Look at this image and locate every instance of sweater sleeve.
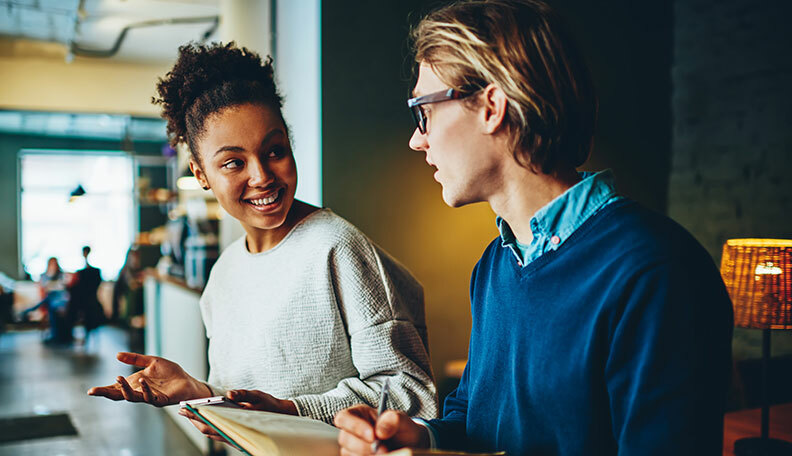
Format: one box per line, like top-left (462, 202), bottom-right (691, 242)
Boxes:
top-left (426, 363), bottom-right (471, 450)
top-left (605, 256), bottom-right (733, 455)
top-left (198, 290), bottom-right (227, 397)
top-left (424, 258), bottom-right (482, 450)
top-left (289, 234), bottom-right (439, 423)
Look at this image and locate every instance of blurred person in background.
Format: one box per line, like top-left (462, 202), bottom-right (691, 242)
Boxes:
top-left (67, 245), bottom-right (106, 345)
top-left (0, 273), bottom-right (14, 335)
top-left (20, 257), bottom-right (71, 344)
top-left (111, 246), bottom-right (144, 324)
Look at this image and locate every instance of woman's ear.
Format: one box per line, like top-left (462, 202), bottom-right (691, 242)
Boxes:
top-left (480, 83), bottom-right (508, 135)
top-left (189, 159), bottom-right (210, 191)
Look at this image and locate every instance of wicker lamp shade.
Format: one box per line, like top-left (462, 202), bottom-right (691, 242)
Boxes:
top-left (720, 239), bottom-right (792, 330)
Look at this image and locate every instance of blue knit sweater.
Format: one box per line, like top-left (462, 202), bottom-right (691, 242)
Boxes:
top-left (428, 199), bottom-right (733, 455)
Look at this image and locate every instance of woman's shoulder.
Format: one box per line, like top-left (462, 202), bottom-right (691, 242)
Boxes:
top-left (291, 208), bottom-right (372, 250)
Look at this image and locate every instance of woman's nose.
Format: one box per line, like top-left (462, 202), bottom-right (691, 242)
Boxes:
top-left (408, 128), bottom-right (428, 152)
top-left (247, 160), bottom-right (274, 187)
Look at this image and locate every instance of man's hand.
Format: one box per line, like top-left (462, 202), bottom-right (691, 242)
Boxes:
top-left (87, 352), bottom-right (210, 407)
top-left (334, 404), bottom-right (430, 455)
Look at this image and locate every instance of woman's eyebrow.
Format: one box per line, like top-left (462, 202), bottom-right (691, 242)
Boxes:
top-left (213, 145), bottom-right (245, 156)
top-left (213, 129), bottom-right (284, 157)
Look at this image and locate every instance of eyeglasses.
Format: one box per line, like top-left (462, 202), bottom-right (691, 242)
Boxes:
top-left (407, 88), bottom-right (476, 134)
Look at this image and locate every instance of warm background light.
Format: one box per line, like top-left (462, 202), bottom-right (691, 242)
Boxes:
top-left (720, 239), bottom-right (792, 330)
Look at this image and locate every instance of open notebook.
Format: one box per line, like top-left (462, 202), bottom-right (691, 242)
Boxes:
top-left (185, 404), bottom-right (339, 456)
top-left (185, 404), bottom-right (505, 456)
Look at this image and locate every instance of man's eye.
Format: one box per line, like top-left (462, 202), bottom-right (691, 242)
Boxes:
top-left (222, 159), bottom-right (242, 169)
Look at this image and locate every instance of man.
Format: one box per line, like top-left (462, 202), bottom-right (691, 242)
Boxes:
top-left (68, 246), bottom-right (105, 342)
top-left (334, 1), bottom-right (733, 455)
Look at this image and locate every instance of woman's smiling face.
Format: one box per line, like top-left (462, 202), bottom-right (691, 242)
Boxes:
top-left (190, 103), bottom-right (297, 239)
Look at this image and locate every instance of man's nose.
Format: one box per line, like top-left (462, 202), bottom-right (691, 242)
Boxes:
top-left (409, 128), bottom-right (428, 152)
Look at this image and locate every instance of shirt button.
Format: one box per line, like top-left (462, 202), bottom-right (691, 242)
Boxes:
top-left (551, 235), bottom-right (561, 245)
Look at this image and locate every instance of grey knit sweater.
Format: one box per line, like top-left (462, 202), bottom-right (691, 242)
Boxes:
top-left (199, 209), bottom-right (438, 423)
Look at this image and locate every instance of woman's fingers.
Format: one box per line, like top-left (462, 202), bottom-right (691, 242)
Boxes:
top-left (87, 384), bottom-right (123, 400)
top-left (178, 410), bottom-right (227, 442)
top-left (179, 409), bottom-right (217, 435)
top-left (139, 378), bottom-right (163, 406)
top-left (226, 389), bottom-right (266, 404)
top-left (117, 376), bottom-right (142, 402)
top-left (116, 352), bottom-right (156, 368)
top-left (189, 418), bottom-right (217, 435)
top-left (178, 408), bottom-right (197, 421)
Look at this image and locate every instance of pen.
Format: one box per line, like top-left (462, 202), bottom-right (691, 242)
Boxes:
top-left (371, 377), bottom-right (391, 453)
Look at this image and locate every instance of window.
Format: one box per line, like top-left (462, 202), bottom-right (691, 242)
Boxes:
top-left (20, 151), bottom-right (134, 280)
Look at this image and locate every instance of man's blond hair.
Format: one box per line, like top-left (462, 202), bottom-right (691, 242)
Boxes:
top-left (412, 0), bottom-right (597, 174)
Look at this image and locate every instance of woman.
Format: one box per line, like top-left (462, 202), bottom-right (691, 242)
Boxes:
top-left (88, 42), bottom-right (437, 429)
top-left (22, 257), bottom-right (71, 343)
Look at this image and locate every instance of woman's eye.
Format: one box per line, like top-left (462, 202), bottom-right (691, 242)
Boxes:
top-left (268, 146), bottom-right (287, 159)
top-left (222, 159), bottom-right (242, 170)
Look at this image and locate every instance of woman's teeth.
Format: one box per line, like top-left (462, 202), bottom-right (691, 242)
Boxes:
top-left (249, 192), bottom-right (279, 206)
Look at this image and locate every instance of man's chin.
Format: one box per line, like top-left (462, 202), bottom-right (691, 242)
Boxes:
top-left (442, 189), bottom-right (470, 208)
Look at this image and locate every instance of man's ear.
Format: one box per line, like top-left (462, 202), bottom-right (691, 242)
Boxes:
top-left (189, 159), bottom-right (210, 190)
top-left (480, 83), bottom-right (508, 135)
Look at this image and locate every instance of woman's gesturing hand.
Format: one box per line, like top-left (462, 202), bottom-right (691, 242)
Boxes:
top-left (333, 404), bottom-right (430, 455)
top-left (87, 352), bottom-right (211, 407)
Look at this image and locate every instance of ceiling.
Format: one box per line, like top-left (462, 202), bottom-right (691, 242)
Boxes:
top-left (0, 0), bottom-right (221, 62)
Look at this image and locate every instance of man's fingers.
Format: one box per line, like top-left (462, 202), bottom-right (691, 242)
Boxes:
top-left (117, 376), bottom-right (142, 402)
top-left (334, 405), bottom-right (377, 442)
top-left (338, 430), bottom-right (376, 455)
top-left (117, 352), bottom-right (156, 368)
top-left (340, 448), bottom-right (362, 456)
top-left (87, 385), bottom-right (123, 400)
top-left (374, 410), bottom-right (408, 441)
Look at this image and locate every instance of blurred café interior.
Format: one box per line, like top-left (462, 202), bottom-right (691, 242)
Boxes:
top-left (0, 0), bottom-right (790, 454)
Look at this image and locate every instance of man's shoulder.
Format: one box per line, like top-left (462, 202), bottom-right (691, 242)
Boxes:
top-left (572, 199), bottom-right (718, 276)
top-left (595, 200), bottom-right (706, 254)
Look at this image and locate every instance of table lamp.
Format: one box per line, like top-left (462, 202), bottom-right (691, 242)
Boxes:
top-left (720, 238), bottom-right (792, 456)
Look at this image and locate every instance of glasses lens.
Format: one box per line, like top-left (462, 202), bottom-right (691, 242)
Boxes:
top-left (410, 105), bottom-right (426, 134)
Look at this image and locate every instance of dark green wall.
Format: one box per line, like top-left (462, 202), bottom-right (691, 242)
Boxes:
top-left (0, 133), bottom-right (163, 280)
top-left (321, 0), bottom-right (673, 380)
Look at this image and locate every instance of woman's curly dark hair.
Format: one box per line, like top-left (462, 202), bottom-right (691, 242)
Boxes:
top-left (153, 42), bottom-right (284, 163)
